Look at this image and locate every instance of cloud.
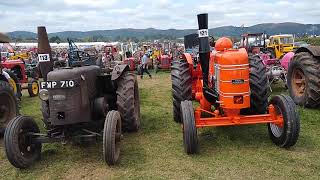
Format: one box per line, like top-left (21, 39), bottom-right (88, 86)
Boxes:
top-left (0, 0), bottom-right (319, 32)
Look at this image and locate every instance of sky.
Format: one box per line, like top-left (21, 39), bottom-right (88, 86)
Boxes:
top-left (0, 0), bottom-right (320, 32)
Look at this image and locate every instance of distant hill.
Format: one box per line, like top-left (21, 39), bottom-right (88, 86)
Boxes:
top-left (6, 22), bottom-right (320, 41)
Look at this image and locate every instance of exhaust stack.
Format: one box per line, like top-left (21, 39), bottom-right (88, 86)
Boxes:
top-left (197, 13), bottom-right (210, 87)
top-left (197, 13), bottom-right (216, 102)
top-left (37, 26), bottom-right (53, 81)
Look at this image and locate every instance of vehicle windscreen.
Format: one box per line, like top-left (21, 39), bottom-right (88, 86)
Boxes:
top-left (248, 36), bottom-right (264, 46)
top-left (280, 37), bottom-right (294, 44)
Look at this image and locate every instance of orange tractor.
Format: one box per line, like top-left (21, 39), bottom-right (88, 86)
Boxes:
top-left (171, 13), bottom-right (300, 154)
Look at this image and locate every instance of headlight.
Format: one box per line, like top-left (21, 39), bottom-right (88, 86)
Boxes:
top-left (39, 89), bottom-right (49, 101)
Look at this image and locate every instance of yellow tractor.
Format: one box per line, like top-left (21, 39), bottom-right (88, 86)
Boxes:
top-left (9, 52), bottom-right (29, 60)
top-left (267, 34), bottom-right (297, 59)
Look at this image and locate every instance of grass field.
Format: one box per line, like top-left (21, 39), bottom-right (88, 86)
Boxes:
top-left (1, 72), bottom-right (320, 179)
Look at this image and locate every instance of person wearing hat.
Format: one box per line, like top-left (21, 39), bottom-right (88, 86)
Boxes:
top-left (140, 52), bottom-right (152, 79)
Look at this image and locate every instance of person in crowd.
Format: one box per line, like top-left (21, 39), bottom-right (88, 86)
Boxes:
top-left (140, 52), bottom-right (152, 79)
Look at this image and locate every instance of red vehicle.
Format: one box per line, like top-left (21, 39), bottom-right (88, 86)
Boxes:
top-left (154, 53), bottom-right (172, 73)
top-left (1, 59), bottom-right (39, 97)
top-left (171, 13), bottom-right (300, 154)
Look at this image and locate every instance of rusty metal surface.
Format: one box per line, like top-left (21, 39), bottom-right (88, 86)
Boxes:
top-left (295, 46), bottom-right (320, 57)
top-left (111, 64), bottom-right (128, 80)
top-left (47, 66), bottom-right (101, 125)
top-left (37, 26), bottom-right (53, 80)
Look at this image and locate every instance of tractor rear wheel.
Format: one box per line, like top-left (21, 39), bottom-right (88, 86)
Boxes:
top-left (0, 81), bottom-right (18, 136)
top-left (268, 95), bottom-right (300, 148)
top-left (171, 59), bottom-right (192, 123)
top-left (28, 79), bottom-right (39, 97)
top-left (287, 52), bottom-right (320, 107)
top-left (4, 116), bottom-right (42, 168)
top-left (116, 72), bottom-right (140, 132)
top-left (103, 111), bottom-right (121, 165)
top-left (242, 55), bottom-right (268, 114)
top-left (181, 100), bottom-right (198, 154)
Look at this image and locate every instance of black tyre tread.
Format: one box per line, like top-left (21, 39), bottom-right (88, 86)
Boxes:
top-left (0, 81), bottom-right (18, 130)
top-left (103, 110), bottom-right (121, 165)
top-left (242, 56), bottom-right (268, 114)
top-left (4, 116), bottom-right (41, 168)
top-left (28, 79), bottom-right (39, 97)
top-left (116, 72), bottom-right (140, 132)
top-left (181, 100), bottom-right (198, 154)
top-left (281, 95), bottom-right (300, 147)
top-left (287, 52), bottom-right (320, 107)
top-left (268, 95), bottom-right (300, 148)
top-left (171, 59), bottom-right (192, 123)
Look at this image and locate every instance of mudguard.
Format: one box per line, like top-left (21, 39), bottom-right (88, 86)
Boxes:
top-left (295, 46), bottom-right (320, 57)
top-left (111, 64), bottom-right (129, 80)
top-left (182, 53), bottom-right (193, 65)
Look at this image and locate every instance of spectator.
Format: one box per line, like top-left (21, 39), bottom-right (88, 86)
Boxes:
top-left (140, 53), bottom-right (152, 79)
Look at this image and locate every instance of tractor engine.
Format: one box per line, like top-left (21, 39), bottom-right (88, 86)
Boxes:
top-left (197, 14), bottom-right (250, 110)
top-left (213, 41), bottom-right (250, 109)
top-left (41, 66), bottom-right (103, 126)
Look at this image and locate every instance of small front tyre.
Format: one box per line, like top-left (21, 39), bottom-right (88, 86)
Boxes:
top-left (181, 100), bottom-right (198, 154)
top-left (4, 116), bottom-right (42, 169)
top-left (103, 111), bottom-right (122, 166)
top-left (268, 95), bottom-right (300, 148)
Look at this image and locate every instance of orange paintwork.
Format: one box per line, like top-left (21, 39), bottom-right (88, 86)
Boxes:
top-left (182, 53), bottom-right (193, 65)
top-left (194, 105), bottom-right (284, 128)
top-left (214, 48), bottom-right (250, 109)
top-left (191, 37), bottom-right (284, 128)
top-left (182, 53), bottom-right (202, 99)
top-left (215, 37), bottom-right (233, 51)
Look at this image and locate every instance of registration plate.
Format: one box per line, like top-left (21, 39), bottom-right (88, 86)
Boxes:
top-left (40, 80), bottom-right (75, 89)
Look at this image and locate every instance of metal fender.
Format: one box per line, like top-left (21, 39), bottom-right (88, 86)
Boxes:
top-left (295, 46), bottom-right (320, 57)
top-left (111, 64), bottom-right (129, 80)
top-left (280, 52), bottom-right (295, 70)
top-left (182, 53), bottom-right (193, 65)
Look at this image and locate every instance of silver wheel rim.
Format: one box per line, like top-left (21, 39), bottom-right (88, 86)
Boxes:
top-left (270, 106), bottom-right (283, 138)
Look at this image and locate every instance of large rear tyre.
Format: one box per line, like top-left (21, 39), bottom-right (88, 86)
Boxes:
top-left (268, 95), bottom-right (300, 148)
top-left (171, 59), bottom-right (192, 123)
top-left (103, 111), bottom-right (122, 166)
top-left (116, 72), bottom-right (140, 132)
top-left (0, 81), bottom-right (18, 136)
top-left (181, 100), bottom-right (198, 154)
top-left (28, 79), bottom-right (39, 97)
top-left (242, 55), bottom-right (268, 114)
top-left (287, 52), bottom-right (320, 107)
top-left (4, 116), bottom-right (42, 169)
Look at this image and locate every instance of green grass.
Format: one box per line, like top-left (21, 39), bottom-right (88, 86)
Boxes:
top-left (1, 72), bottom-right (320, 179)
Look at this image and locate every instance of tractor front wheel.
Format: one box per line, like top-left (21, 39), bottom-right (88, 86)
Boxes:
top-left (103, 111), bottom-right (121, 166)
top-left (4, 116), bottom-right (42, 168)
top-left (268, 95), bottom-right (300, 148)
top-left (181, 100), bottom-right (198, 154)
top-left (28, 79), bottom-right (39, 97)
